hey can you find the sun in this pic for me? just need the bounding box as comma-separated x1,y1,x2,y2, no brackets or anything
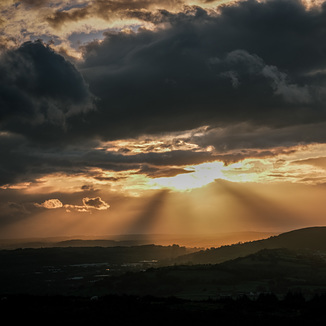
147,157,278,192
149,161,227,191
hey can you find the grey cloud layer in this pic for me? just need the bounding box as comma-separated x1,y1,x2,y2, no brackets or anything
2,0,326,185
3,0,326,142
0,41,94,143
0,133,215,185
79,0,326,140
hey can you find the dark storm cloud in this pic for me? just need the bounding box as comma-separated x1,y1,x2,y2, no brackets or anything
0,132,97,186
3,0,326,186
188,122,326,153
4,0,326,145
0,40,94,143
78,0,326,141
0,128,215,185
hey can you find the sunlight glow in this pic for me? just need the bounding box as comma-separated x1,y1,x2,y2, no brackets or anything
5,143,326,197
150,161,226,191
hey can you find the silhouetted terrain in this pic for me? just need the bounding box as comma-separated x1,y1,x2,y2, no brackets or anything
0,244,197,296
170,227,326,265
2,292,326,325
2,227,326,324
90,248,326,299
0,231,275,249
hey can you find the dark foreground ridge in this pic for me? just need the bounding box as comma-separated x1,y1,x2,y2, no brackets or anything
1,292,326,325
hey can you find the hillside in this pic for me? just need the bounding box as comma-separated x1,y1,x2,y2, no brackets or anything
169,227,326,265
2,226,326,298
93,247,326,299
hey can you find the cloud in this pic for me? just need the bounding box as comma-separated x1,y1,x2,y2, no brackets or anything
0,40,94,142
137,165,193,178
63,197,110,212
3,0,326,193
225,50,311,103
3,0,326,236
0,128,217,186
34,196,110,212
46,0,186,29
293,157,326,169
19,0,50,7
3,0,326,146
0,121,323,188
78,0,326,141
188,122,326,153
82,196,110,210
81,184,95,191
34,198,63,209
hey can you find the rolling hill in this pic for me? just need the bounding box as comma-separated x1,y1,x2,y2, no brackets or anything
2,226,326,298
93,247,326,299
169,226,326,265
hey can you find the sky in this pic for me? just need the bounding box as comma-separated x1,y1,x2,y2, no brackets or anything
1,0,326,240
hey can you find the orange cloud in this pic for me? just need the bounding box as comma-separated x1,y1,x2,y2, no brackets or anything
34,198,63,209
82,196,111,210
34,196,110,212
64,197,110,213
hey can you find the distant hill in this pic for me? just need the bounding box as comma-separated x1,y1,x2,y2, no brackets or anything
169,227,326,265
55,239,143,248
0,231,276,250
0,237,149,250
